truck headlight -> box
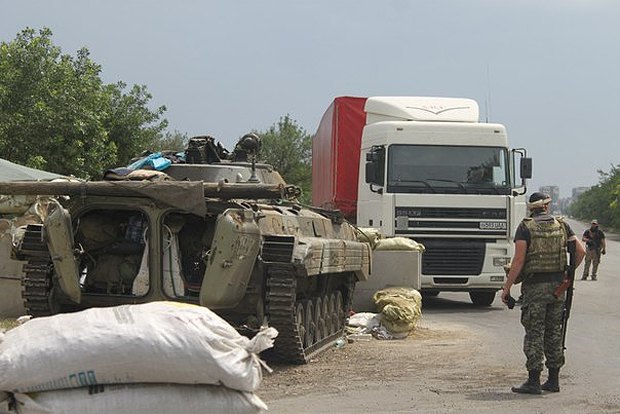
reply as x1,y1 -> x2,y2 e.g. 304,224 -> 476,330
493,257 -> 511,267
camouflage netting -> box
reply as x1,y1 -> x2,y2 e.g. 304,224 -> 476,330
373,287 -> 423,335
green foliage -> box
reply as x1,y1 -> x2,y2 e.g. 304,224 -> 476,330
256,115 -> 312,203
0,28 -> 167,179
102,82 -> 167,166
569,165 -> 620,228
150,130 -> 189,153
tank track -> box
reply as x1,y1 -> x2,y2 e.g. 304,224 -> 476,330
266,264 -> 354,364
20,225 -> 57,317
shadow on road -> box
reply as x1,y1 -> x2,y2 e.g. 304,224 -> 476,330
467,391 -> 544,401
422,295 -> 507,314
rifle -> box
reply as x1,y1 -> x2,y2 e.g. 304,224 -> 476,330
553,239 -> 577,350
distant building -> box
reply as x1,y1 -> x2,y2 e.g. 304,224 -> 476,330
539,185 -> 560,213
572,186 -> 590,200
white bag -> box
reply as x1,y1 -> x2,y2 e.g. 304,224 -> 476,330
10,384 -> 267,414
0,302 -> 277,393
346,312 -> 381,331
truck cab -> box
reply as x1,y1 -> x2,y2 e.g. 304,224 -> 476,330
359,97 -> 531,305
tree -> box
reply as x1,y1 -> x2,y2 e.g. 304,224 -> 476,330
102,82 -> 167,166
150,130 -> 189,153
569,165 -> 620,228
256,115 -> 312,203
0,28 -> 167,178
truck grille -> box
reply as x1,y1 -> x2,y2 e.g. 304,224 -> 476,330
395,207 -> 506,219
420,239 -> 485,275
394,207 -> 508,238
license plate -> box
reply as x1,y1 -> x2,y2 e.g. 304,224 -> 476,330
479,221 -> 506,230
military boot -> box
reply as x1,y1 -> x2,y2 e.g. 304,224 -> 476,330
512,370 -> 542,394
541,368 -> 560,392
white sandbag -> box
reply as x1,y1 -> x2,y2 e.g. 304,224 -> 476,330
11,383 -> 267,414
374,237 -> 425,252
0,302 -> 277,393
347,312 -> 381,331
355,227 -> 383,248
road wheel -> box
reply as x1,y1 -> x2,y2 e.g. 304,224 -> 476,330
314,297 -> 324,341
324,294 -> 333,336
295,302 -> 306,345
328,293 -> 338,335
303,300 -> 315,347
335,291 -> 345,331
320,296 -> 330,338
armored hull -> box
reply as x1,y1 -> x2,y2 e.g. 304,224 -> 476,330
3,137 -> 370,363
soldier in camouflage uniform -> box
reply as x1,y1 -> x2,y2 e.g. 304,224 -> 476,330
581,219 -> 606,280
501,192 -> 585,394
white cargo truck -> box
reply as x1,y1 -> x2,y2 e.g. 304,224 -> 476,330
357,97 -> 531,305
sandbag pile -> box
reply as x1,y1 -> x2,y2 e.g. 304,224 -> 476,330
374,237 -> 424,252
0,302 -> 276,414
346,287 -> 423,340
373,287 -> 423,337
355,228 -> 425,253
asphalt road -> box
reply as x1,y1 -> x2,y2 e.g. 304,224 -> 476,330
263,219 -> 620,413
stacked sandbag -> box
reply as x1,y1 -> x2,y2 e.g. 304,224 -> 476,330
0,302 -> 275,414
374,236 -> 425,252
6,384 -> 267,414
373,287 -> 423,337
355,227 -> 383,249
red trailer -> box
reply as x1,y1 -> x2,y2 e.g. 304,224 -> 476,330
312,96 -> 367,221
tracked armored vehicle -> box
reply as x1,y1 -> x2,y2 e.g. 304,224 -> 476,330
2,135 -> 371,363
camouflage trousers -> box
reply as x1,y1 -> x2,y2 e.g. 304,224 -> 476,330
520,281 -> 566,371
582,248 -> 601,278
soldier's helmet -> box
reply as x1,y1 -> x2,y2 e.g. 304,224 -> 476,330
527,192 -> 551,209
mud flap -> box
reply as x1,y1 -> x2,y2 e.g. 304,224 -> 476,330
44,200 -> 81,303
200,209 -> 260,308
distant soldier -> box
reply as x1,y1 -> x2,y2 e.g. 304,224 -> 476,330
581,219 -> 606,281
501,192 -> 585,394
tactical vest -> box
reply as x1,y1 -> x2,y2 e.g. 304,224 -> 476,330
520,217 -> 568,278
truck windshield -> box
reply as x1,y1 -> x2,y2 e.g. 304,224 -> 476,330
387,145 -> 511,195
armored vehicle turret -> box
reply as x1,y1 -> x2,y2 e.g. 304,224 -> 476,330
2,134 -> 371,363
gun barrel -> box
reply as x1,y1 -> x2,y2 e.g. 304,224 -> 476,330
0,181 -> 300,200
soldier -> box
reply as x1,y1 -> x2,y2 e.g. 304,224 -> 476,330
581,219 -> 606,281
501,192 -> 585,394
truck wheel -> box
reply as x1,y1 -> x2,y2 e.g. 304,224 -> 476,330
469,291 -> 496,306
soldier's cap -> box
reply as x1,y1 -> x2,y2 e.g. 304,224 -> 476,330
591,219 -> 598,225
527,192 -> 551,209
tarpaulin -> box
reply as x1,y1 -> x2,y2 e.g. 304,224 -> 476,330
312,97 -> 367,221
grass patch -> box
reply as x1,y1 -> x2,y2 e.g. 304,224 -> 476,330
0,318 -> 18,331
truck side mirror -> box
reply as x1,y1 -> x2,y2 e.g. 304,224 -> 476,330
520,157 -> 532,180
365,146 -> 385,190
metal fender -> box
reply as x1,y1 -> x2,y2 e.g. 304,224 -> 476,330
200,209 -> 260,308
43,200 -> 81,303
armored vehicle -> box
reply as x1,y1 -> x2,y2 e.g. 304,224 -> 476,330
1,135 -> 371,363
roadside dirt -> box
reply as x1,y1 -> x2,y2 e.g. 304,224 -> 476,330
259,323 -> 519,403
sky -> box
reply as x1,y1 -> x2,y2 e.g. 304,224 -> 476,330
2,0 -> 619,198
